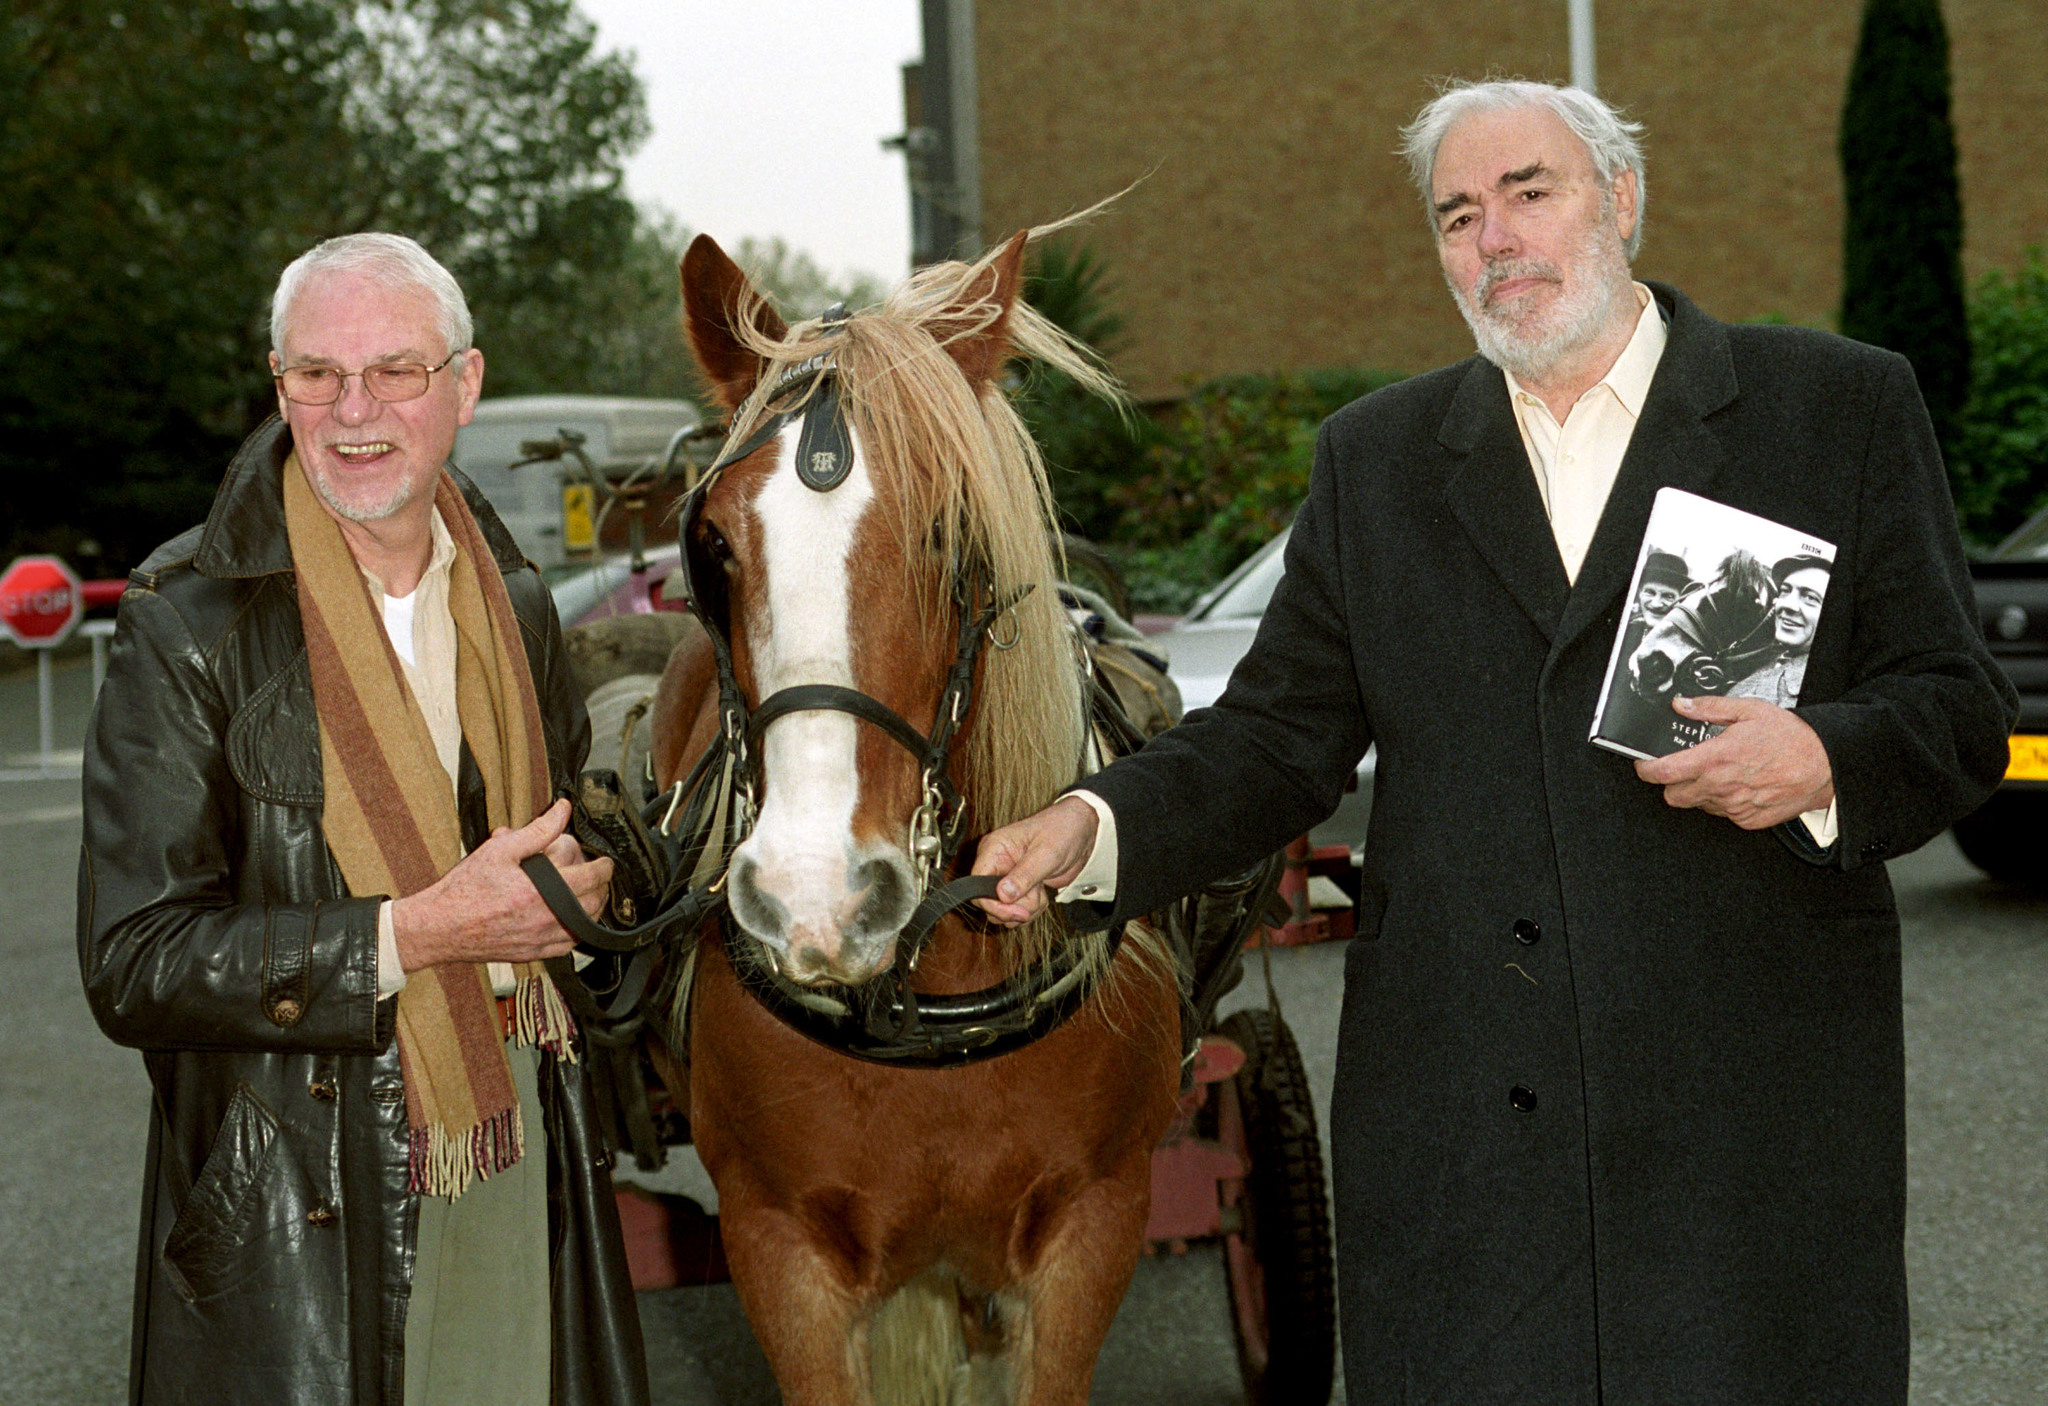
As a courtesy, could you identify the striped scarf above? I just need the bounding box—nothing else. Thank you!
[284,456,576,1197]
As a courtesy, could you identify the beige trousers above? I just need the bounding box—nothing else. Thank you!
[403,1044,551,1405]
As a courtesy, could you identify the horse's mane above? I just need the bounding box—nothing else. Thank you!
[717,225,1131,969]
[1711,549,1773,607]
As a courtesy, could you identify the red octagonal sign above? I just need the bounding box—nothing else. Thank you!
[0,554,85,649]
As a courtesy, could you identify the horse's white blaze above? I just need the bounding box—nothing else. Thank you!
[730,418,906,973]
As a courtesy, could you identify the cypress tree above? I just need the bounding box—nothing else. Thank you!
[1839,0,1971,451]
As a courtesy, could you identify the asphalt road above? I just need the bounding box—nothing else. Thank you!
[3,648,2044,1403]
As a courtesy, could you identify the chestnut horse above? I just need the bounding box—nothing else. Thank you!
[644,230,1182,1405]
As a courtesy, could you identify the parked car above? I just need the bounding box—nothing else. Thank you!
[1148,528,1377,850]
[1955,505,2048,883]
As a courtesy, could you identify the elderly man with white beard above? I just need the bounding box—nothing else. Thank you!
[974,80,2014,1404]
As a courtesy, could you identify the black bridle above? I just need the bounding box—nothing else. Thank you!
[524,338,1127,1066]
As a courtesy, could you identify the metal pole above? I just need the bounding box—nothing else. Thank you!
[1569,0,1597,94]
[37,649,54,770]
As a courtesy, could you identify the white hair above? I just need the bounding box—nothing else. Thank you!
[1399,79,1647,258]
[270,232,473,354]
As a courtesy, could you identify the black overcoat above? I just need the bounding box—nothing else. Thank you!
[1081,285,2015,1405]
[78,421,651,1406]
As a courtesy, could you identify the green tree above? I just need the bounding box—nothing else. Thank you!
[1950,251,2048,544]
[731,236,887,319]
[0,0,653,569]
[0,0,353,569]
[330,0,649,396]
[1839,0,1970,450]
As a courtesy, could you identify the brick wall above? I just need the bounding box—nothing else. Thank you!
[974,0,2048,400]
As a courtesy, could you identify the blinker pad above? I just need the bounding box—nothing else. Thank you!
[795,379,855,492]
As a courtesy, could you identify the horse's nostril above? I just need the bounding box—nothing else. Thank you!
[851,857,912,935]
[727,853,789,944]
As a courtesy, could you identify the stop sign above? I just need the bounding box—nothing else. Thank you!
[0,555,84,648]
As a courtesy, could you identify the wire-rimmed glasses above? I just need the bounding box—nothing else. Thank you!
[274,349,465,405]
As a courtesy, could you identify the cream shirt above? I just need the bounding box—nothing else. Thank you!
[369,510,521,999]
[1505,282,1667,584]
[1060,283,1837,903]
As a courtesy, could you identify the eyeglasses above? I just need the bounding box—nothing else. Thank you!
[274,349,464,405]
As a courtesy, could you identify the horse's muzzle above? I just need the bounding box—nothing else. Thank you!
[726,841,919,987]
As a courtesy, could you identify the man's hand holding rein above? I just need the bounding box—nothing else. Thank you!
[391,797,612,970]
[971,793,1100,927]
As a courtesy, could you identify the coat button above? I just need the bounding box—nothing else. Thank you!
[1509,1085,1538,1112]
[309,1080,338,1102]
[1512,918,1541,945]
[271,998,302,1025]
[306,1204,338,1228]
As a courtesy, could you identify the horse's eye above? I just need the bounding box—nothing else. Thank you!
[699,522,733,563]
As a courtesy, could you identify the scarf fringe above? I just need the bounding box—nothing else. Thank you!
[409,1102,526,1198]
[404,973,576,1198]
[516,971,580,1065]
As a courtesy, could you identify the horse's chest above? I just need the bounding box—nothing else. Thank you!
[687,945,1176,1224]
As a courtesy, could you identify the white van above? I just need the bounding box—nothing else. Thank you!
[453,395,700,569]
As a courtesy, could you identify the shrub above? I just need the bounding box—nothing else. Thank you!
[1951,250,2048,546]
[1103,367,1403,609]
[1011,242,1403,609]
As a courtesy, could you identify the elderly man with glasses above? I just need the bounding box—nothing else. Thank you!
[80,233,648,1406]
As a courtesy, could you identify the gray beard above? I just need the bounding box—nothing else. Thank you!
[1449,219,1634,384]
[307,463,418,524]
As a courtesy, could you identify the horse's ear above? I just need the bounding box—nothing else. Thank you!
[932,229,1031,388]
[681,234,789,410]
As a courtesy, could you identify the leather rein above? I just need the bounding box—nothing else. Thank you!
[522,342,1127,1066]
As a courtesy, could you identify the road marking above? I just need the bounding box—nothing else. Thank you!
[0,804,81,826]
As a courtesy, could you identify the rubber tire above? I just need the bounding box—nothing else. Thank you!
[1059,533,1135,621]
[1217,1008,1337,1406]
[1952,790,2048,887]
[564,612,694,697]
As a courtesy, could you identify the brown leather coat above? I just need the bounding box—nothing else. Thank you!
[78,420,650,1406]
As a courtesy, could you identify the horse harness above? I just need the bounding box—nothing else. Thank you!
[522,334,1130,1068]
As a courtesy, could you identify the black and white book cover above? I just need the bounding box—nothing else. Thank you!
[1591,488,1837,760]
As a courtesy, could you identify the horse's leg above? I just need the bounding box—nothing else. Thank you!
[717,1192,875,1406]
[997,958,1183,1406]
[1008,1164,1156,1406]
[689,944,885,1405]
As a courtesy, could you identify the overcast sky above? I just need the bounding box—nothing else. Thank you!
[575,0,923,285]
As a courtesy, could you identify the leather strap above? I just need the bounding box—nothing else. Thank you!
[519,852,725,953]
[723,893,1127,1067]
[748,683,931,759]
[899,874,1002,955]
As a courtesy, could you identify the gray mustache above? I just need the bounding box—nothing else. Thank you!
[1477,260,1563,305]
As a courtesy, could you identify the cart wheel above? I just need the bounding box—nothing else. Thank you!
[564,612,696,697]
[1215,1009,1336,1406]
[1059,533,1135,621]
